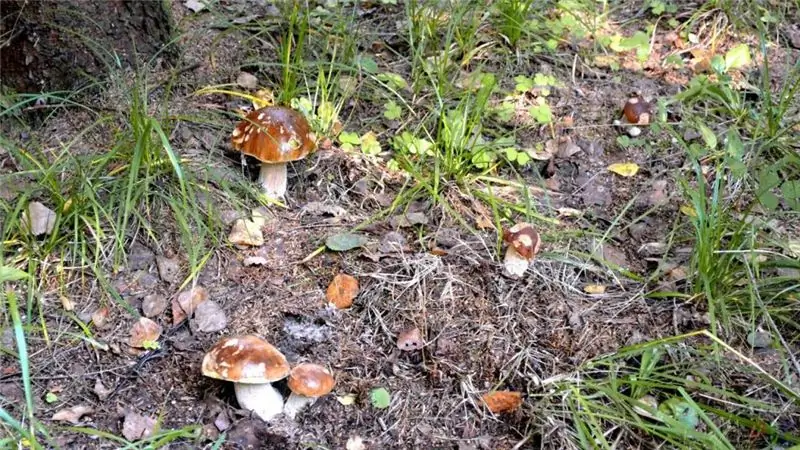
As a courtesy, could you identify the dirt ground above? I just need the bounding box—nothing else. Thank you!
[1,1,798,449]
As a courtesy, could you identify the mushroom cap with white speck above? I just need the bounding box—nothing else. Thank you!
[202,335,290,384]
[287,363,335,397]
[231,106,317,163]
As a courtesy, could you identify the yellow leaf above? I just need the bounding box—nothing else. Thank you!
[607,162,640,177]
[336,394,356,406]
[680,205,697,217]
[583,284,607,294]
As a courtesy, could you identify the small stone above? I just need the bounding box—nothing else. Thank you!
[243,256,268,266]
[122,411,156,441]
[141,294,168,318]
[156,256,181,284]
[747,331,771,349]
[190,301,228,333]
[22,202,56,236]
[236,72,259,90]
[128,243,156,270]
[379,231,408,253]
[228,219,264,247]
[172,286,209,325]
[397,327,423,351]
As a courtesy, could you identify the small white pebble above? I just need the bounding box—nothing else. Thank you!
[627,126,642,137]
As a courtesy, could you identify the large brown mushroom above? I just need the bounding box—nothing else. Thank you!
[231,106,317,198]
[202,335,290,421]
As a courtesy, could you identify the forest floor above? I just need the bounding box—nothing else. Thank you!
[1,1,799,449]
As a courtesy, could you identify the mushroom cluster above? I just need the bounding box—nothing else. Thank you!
[231,106,317,199]
[202,335,334,421]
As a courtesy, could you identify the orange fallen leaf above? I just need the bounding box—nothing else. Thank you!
[481,390,523,413]
[326,274,359,309]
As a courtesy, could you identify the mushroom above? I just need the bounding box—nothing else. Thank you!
[231,106,317,198]
[622,96,652,125]
[202,335,290,421]
[283,363,335,419]
[502,222,541,278]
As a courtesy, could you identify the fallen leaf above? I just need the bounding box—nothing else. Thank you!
[93,379,112,400]
[556,138,582,159]
[236,72,258,90]
[22,201,56,236]
[122,411,157,441]
[633,395,660,419]
[214,411,231,432]
[481,391,523,413]
[228,219,264,247]
[172,286,209,325]
[129,317,162,349]
[325,232,368,251]
[583,284,606,294]
[251,207,270,227]
[326,274,359,309]
[190,301,228,333]
[680,204,697,217]
[397,327,423,351]
[607,162,640,177]
[379,231,408,253]
[52,405,93,424]
[336,394,357,406]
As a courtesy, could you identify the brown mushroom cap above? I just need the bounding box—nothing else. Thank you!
[622,96,651,125]
[502,222,541,260]
[287,363,335,397]
[231,106,317,163]
[202,335,290,384]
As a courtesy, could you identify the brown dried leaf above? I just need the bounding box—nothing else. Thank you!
[228,219,264,247]
[397,327,423,352]
[326,274,359,309]
[52,405,93,424]
[129,317,162,348]
[172,286,209,325]
[93,379,112,400]
[22,201,56,236]
[481,391,522,413]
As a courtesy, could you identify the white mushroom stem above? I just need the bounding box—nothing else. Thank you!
[258,163,288,198]
[234,383,285,421]
[283,392,317,420]
[503,246,530,278]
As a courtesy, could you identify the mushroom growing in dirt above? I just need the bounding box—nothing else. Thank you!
[283,363,335,419]
[231,106,317,198]
[202,335,290,421]
[502,222,541,278]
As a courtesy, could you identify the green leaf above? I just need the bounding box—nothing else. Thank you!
[724,44,751,70]
[781,180,800,210]
[529,98,552,124]
[658,398,699,429]
[356,54,378,74]
[326,233,368,251]
[376,72,408,91]
[514,75,534,93]
[370,387,391,409]
[758,191,780,210]
[360,132,382,156]
[697,123,717,149]
[0,266,30,283]
[338,131,361,146]
[493,102,515,122]
[45,392,58,404]
[383,101,402,120]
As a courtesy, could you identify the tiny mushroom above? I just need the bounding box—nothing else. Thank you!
[231,106,317,198]
[202,335,290,421]
[283,363,335,419]
[502,222,541,278]
[622,96,652,125]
